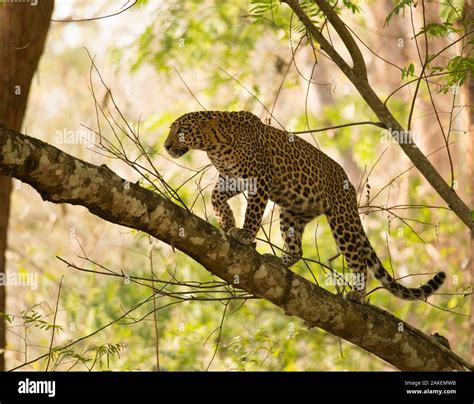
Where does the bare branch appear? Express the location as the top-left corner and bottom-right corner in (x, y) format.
(51, 0), (137, 23)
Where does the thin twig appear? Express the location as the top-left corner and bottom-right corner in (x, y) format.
(51, 0), (137, 23)
(291, 120), (386, 134)
(45, 276), (64, 372)
(205, 301), (229, 371)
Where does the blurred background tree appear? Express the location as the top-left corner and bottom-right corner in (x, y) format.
(3, 0), (472, 370)
(0, 0), (54, 371)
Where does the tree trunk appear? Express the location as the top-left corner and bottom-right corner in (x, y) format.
(0, 0), (54, 371)
(461, 0), (474, 363)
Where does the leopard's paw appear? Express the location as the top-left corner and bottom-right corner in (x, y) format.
(227, 228), (254, 245)
(344, 290), (366, 304)
(262, 254), (298, 268)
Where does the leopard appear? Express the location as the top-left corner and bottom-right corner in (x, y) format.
(164, 110), (446, 302)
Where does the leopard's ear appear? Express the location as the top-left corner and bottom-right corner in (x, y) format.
(198, 117), (233, 144)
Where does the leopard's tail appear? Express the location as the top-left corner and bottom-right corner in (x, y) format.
(364, 236), (446, 300)
(325, 182), (446, 300)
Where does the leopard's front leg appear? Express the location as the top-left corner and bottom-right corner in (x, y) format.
(227, 180), (269, 245)
(211, 177), (242, 232)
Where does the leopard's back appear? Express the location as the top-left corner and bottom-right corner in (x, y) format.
(165, 111), (446, 301)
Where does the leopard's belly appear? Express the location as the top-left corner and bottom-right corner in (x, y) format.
(269, 177), (325, 217)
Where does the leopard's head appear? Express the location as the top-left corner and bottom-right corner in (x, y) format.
(164, 111), (235, 158)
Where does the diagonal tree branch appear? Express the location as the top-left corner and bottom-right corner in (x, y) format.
(313, 0), (368, 77)
(282, 0), (473, 232)
(0, 125), (471, 371)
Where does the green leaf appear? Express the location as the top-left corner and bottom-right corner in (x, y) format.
(0, 312), (14, 323)
(415, 22), (461, 38)
(342, 0), (361, 14)
(401, 62), (415, 79)
(385, 0), (413, 26)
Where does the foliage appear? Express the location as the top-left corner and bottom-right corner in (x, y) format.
(384, 0), (414, 26)
(430, 55), (474, 93)
(386, 0), (473, 94)
(131, 1), (262, 80)
(21, 304), (63, 332)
